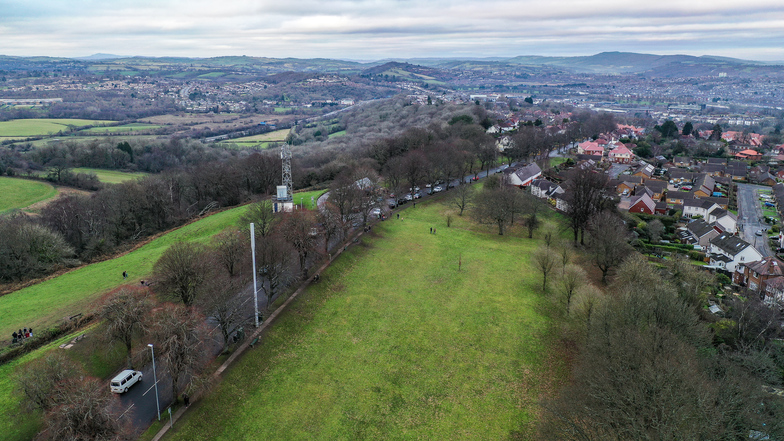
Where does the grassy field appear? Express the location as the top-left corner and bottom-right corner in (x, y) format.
(163, 200), (561, 440)
(79, 123), (163, 133)
(230, 129), (290, 143)
(71, 168), (148, 184)
(0, 177), (58, 213)
(292, 189), (326, 210)
(0, 119), (114, 137)
(328, 130), (346, 139)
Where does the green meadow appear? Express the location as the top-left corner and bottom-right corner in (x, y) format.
(230, 129), (290, 143)
(164, 199), (561, 440)
(0, 119), (114, 137)
(0, 177), (57, 213)
(71, 168), (148, 184)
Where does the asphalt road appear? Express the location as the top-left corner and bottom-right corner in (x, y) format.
(737, 183), (774, 257)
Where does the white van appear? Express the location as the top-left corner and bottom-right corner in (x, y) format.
(110, 369), (142, 393)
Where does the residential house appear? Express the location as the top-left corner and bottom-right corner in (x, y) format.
(673, 156), (692, 167)
(707, 158), (727, 165)
(667, 190), (692, 206)
(735, 149), (763, 160)
(608, 143), (634, 163)
(641, 179), (667, 201)
(692, 174), (716, 198)
(707, 207), (738, 234)
(669, 169), (696, 184)
(683, 199), (721, 218)
(764, 277), (784, 305)
(699, 163), (725, 177)
(530, 179), (564, 201)
(708, 233), (763, 272)
(686, 219), (719, 248)
(631, 163), (655, 180)
(576, 141), (604, 157)
(703, 196), (730, 210)
(628, 192), (656, 215)
(733, 256), (784, 292)
(749, 165), (777, 186)
(616, 175), (642, 195)
(507, 163), (542, 187)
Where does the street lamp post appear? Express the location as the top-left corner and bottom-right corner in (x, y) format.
(250, 223), (259, 328)
(148, 344), (161, 421)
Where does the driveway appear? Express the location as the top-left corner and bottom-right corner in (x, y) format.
(737, 183), (774, 257)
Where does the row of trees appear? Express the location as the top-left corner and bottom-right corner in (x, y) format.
(540, 255), (784, 440)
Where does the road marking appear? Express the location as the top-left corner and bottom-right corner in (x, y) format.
(143, 381), (159, 396)
(118, 403), (135, 420)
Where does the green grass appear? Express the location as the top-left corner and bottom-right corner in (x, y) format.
(71, 168), (148, 184)
(0, 327), (100, 441)
(0, 177), (57, 213)
(163, 200), (558, 440)
(0, 119), (114, 137)
(274, 107), (292, 113)
(0, 205), (252, 343)
(291, 189), (326, 210)
(328, 130), (346, 139)
(79, 123), (162, 133)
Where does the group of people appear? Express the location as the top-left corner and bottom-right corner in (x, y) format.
(11, 327), (33, 344)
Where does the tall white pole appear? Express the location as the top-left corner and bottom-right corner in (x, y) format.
(250, 223), (259, 328)
(148, 344), (160, 421)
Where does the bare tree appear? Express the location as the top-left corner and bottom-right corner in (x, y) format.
(212, 228), (247, 277)
(558, 264), (587, 313)
(100, 287), (152, 366)
(472, 187), (523, 235)
(317, 203), (342, 254)
(152, 242), (210, 306)
(279, 210), (319, 280)
(256, 234), (294, 312)
(534, 246), (559, 292)
(16, 352), (82, 412)
(199, 269), (250, 354)
(563, 167), (611, 244)
(239, 200), (276, 238)
(41, 377), (127, 441)
(586, 211), (632, 284)
(451, 183), (474, 216)
(149, 303), (208, 403)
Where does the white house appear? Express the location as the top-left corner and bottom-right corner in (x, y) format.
(682, 199), (721, 219)
(708, 233), (763, 272)
(707, 208), (738, 234)
(507, 163), (542, 187)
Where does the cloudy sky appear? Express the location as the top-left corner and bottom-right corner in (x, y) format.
(2, 0), (784, 61)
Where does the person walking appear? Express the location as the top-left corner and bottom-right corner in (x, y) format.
(122, 271), (127, 279)
(183, 393), (190, 407)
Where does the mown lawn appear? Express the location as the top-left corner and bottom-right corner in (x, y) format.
(0, 177), (57, 213)
(164, 200), (557, 440)
(71, 167), (148, 184)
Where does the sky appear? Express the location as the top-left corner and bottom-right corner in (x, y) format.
(2, 0), (784, 62)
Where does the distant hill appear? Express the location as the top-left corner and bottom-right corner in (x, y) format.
(361, 61), (456, 83)
(74, 53), (125, 61)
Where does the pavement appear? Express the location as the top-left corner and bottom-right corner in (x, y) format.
(737, 183), (774, 257)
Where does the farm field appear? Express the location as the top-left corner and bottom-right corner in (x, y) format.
(71, 167), (148, 184)
(0, 177), (57, 213)
(230, 129), (289, 143)
(0, 118), (114, 137)
(79, 123), (163, 133)
(164, 200), (562, 440)
(328, 130), (346, 138)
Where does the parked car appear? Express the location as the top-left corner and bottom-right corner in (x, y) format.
(405, 194), (413, 201)
(110, 369), (142, 394)
(756, 230), (763, 236)
(432, 185), (443, 193)
(413, 192), (422, 199)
